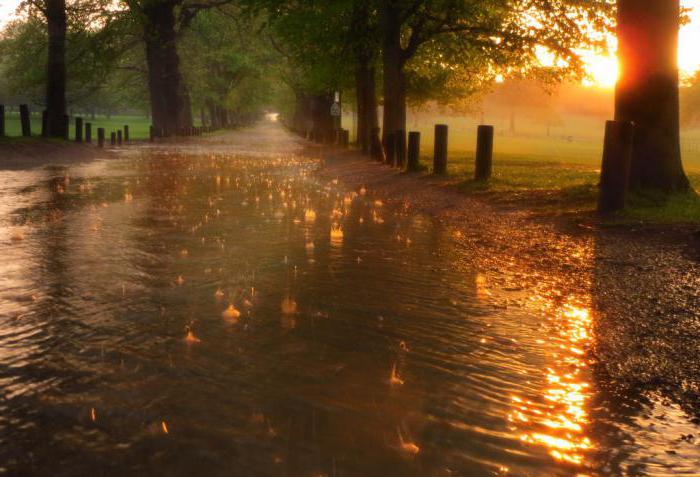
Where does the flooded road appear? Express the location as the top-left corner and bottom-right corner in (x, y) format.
(1, 122), (698, 476)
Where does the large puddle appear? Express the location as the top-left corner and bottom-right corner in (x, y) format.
(1, 122), (698, 476)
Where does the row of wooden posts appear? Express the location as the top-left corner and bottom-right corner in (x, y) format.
(315, 119), (629, 214)
(303, 123), (494, 181)
(367, 124), (495, 181)
(1, 103), (215, 146)
(0, 103), (131, 147)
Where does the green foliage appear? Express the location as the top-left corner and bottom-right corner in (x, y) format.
(260, 0), (357, 95)
(181, 7), (281, 116)
(391, 0), (614, 106)
(0, 1), (145, 112)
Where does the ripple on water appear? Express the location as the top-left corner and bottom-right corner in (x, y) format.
(0, 123), (698, 476)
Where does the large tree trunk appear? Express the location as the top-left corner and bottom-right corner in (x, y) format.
(615, 0), (689, 191)
(355, 61), (378, 154)
(142, 1), (192, 135)
(352, 0), (378, 153)
(311, 93), (335, 143)
(45, 0), (67, 138)
(381, 3), (407, 146)
(292, 91), (312, 135)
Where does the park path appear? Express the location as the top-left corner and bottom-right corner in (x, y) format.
(0, 120), (698, 476)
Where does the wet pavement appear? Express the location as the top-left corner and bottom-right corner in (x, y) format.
(1, 121), (699, 476)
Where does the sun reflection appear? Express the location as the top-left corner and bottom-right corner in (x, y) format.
(509, 303), (593, 467)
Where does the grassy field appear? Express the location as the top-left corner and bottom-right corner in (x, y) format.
(341, 111), (700, 222)
(1, 112), (155, 141)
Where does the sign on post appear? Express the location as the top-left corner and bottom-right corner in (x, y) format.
(330, 102), (341, 117)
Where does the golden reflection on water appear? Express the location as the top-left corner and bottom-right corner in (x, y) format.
(509, 302), (594, 467)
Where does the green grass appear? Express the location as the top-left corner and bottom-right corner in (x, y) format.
(1, 112), (156, 140)
(417, 149), (700, 223)
(620, 188), (700, 224)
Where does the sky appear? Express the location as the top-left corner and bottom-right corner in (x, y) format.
(1, 0), (699, 88)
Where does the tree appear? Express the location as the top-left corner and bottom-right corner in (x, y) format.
(259, 1), (354, 140)
(615, 0), (690, 192)
(45, 0), (67, 136)
(378, 0), (613, 144)
(351, 0), (380, 153)
(3, 1), (138, 119)
(681, 71), (700, 125)
(123, 0), (234, 134)
(20, 0), (68, 136)
(181, 7), (280, 127)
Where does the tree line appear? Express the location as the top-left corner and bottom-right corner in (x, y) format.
(0, 0), (693, 193)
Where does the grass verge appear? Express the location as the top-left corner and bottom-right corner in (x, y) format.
(420, 152), (700, 224)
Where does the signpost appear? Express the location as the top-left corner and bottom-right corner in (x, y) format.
(331, 91), (342, 144)
(330, 102), (341, 117)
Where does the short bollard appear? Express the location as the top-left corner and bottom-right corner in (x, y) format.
(19, 104), (31, 137)
(75, 117), (83, 143)
(384, 131), (396, 166)
(0, 105), (5, 137)
(97, 128), (105, 148)
(433, 124), (448, 174)
(598, 120), (634, 214)
(117, 130), (122, 146)
(370, 127), (384, 162)
(475, 125), (494, 181)
(110, 132), (116, 146)
(407, 132), (421, 172)
(149, 125), (155, 142)
(124, 125), (129, 143)
(395, 129), (406, 168)
(85, 123), (92, 143)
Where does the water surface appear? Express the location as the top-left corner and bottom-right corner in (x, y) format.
(1, 123), (698, 476)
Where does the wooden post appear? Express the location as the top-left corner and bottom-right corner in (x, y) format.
(598, 120), (635, 214)
(370, 127), (384, 161)
(110, 132), (116, 146)
(433, 124), (448, 174)
(475, 125), (494, 181)
(63, 115), (69, 140)
(149, 125), (155, 142)
(407, 132), (421, 172)
(384, 131), (396, 166)
(124, 125), (129, 142)
(117, 130), (122, 146)
(395, 129), (406, 168)
(0, 105), (5, 137)
(19, 104), (31, 137)
(342, 129), (350, 147)
(97, 128), (105, 148)
(41, 110), (48, 137)
(75, 117), (83, 143)
(85, 123), (92, 143)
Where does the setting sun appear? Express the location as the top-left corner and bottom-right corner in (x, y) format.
(583, 0), (699, 88)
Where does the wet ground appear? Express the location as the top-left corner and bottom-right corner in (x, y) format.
(1, 121), (699, 476)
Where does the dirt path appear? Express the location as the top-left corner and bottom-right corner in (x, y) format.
(316, 143), (700, 416)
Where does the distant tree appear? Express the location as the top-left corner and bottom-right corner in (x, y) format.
(615, 0), (689, 192)
(181, 7), (279, 127)
(681, 71), (700, 125)
(258, 1), (355, 140)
